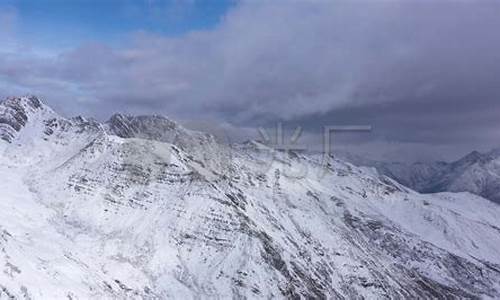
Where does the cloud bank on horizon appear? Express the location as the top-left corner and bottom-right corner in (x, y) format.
(1, 0), (499, 162)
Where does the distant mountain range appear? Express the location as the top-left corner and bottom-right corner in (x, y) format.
(345, 149), (500, 204)
(1, 96), (500, 298)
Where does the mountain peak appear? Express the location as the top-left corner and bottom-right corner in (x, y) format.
(105, 113), (178, 140)
(456, 150), (486, 166)
(466, 150), (481, 157)
(362, 148), (500, 203)
(2, 95), (44, 110)
(0, 95), (54, 143)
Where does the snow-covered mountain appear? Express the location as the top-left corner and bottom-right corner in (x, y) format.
(1, 96), (500, 299)
(357, 150), (500, 204)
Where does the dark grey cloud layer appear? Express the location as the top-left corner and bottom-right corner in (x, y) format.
(1, 1), (500, 161)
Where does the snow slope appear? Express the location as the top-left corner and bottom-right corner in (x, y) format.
(1, 96), (500, 299)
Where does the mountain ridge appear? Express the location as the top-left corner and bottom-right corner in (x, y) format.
(1, 95), (500, 298)
(353, 149), (500, 204)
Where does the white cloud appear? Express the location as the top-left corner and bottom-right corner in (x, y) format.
(1, 0), (500, 161)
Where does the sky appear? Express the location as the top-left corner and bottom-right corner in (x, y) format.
(1, 0), (500, 162)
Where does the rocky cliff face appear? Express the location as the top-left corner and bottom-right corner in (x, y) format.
(0, 95), (44, 143)
(1, 96), (500, 299)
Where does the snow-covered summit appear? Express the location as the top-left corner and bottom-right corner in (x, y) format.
(0, 95), (55, 143)
(106, 113), (178, 140)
